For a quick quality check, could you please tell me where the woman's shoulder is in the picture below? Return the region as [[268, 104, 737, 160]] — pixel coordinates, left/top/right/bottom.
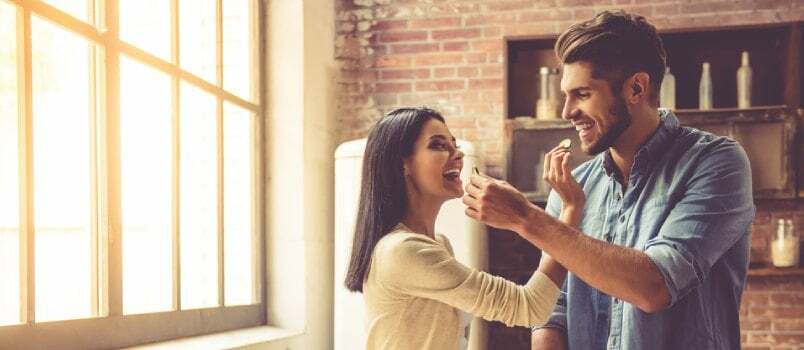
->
[[375, 227, 444, 262]]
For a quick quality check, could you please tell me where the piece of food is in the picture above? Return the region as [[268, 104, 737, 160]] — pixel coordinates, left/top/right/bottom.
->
[[558, 138, 572, 150]]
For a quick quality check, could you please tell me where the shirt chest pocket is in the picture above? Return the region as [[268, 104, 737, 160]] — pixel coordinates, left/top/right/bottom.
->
[[631, 199, 671, 249]]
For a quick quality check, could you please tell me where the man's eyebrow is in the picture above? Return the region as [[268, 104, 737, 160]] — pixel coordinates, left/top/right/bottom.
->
[[566, 86, 592, 94]]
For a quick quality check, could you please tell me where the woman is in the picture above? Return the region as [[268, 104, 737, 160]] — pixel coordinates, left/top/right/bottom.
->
[[344, 107, 584, 349]]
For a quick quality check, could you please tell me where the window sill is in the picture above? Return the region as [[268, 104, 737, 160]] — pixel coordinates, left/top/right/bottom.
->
[[123, 326, 304, 350]]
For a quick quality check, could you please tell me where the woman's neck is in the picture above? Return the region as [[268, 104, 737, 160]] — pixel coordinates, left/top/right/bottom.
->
[[401, 195, 443, 239]]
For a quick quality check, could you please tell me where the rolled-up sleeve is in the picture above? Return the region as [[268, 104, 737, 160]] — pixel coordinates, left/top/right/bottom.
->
[[644, 141, 754, 306]]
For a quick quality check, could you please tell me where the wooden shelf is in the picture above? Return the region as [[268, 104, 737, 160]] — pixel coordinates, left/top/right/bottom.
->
[[747, 267, 804, 277]]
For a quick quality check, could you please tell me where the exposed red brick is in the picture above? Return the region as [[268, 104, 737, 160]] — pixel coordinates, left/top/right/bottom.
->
[[469, 78, 503, 90], [519, 9, 573, 23], [378, 30, 428, 43], [458, 67, 479, 78], [503, 23, 557, 36], [483, 26, 502, 38], [559, 0, 600, 6], [373, 19, 408, 31], [432, 28, 482, 40], [481, 66, 503, 77], [391, 43, 440, 54], [413, 53, 463, 66], [415, 80, 465, 92], [443, 41, 470, 52], [484, 0, 533, 12], [653, 4, 680, 17], [465, 13, 517, 26], [380, 69, 430, 80], [375, 82, 412, 93], [472, 40, 503, 52], [409, 17, 461, 28], [741, 318, 772, 331], [750, 306, 804, 319], [681, 2, 735, 14], [433, 67, 456, 78], [769, 293, 804, 306], [773, 318, 804, 331], [465, 53, 487, 64], [375, 55, 412, 68]]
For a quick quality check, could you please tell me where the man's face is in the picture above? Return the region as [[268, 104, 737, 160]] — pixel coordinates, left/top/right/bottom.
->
[[560, 62, 632, 155]]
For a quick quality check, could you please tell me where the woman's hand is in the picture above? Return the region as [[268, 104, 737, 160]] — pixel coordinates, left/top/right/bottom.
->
[[543, 145, 585, 225]]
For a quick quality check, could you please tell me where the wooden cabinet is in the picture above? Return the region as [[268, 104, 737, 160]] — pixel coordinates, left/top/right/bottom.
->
[[505, 23, 803, 201]]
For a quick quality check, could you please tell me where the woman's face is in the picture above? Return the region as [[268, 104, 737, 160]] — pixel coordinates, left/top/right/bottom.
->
[[404, 119, 464, 201]]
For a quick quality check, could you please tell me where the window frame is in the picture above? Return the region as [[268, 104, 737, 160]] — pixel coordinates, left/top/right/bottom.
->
[[1, 0, 265, 347]]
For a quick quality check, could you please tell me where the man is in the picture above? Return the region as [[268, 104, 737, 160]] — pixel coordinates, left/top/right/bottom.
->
[[463, 10, 754, 350]]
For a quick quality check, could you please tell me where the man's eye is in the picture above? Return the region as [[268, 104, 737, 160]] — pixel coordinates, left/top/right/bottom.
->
[[577, 93, 590, 99]]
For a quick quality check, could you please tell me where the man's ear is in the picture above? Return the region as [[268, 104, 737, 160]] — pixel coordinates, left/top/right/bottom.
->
[[627, 72, 650, 103]]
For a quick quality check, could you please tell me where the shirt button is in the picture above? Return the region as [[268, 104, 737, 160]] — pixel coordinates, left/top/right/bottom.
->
[[619, 216, 626, 223]]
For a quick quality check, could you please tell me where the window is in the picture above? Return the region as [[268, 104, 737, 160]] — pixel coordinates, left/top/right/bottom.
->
[[0, 0, 262, 347]]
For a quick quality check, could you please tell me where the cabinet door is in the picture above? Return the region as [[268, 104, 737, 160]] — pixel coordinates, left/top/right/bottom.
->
[[509, 128, 594, 203], [691, 120, 796, 199]]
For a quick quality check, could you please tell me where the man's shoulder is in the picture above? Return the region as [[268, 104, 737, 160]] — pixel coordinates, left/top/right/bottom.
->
[[670, 126, 748, 166]]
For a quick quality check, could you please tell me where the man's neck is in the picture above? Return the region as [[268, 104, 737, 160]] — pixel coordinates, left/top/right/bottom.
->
[[609, 108, 662, 187]]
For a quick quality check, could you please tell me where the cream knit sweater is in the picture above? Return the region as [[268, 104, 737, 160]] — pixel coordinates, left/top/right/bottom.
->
[[362, 225, 560, 350]]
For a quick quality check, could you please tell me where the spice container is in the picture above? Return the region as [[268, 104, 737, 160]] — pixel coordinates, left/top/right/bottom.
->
[[771, 219, 799, 268]]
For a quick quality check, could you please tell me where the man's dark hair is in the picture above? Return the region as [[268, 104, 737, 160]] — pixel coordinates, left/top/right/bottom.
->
[[555, 10, 667, 106]]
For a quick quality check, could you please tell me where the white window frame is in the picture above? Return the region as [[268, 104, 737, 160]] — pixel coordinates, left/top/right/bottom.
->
[[1, 0, 265, 348]]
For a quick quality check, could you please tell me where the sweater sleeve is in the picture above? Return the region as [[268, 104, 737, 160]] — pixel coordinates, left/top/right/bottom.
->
[[375, 233, 560, 328]]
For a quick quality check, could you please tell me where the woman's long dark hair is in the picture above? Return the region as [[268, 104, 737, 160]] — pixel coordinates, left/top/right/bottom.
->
[[344, 107, 445, 292]]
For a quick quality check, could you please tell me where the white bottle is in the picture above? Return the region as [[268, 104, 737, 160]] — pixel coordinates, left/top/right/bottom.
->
[[660, 67, 676, 110], [699, 62, 713, 110], [737, 51, 752, 109]]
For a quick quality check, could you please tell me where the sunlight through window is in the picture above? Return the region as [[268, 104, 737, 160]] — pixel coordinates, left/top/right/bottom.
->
[[0, 0, 20, 326], [32, 15, 93, 322]]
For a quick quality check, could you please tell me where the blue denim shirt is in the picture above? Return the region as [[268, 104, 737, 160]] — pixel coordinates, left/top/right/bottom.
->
[[538, 109, 755, 350]]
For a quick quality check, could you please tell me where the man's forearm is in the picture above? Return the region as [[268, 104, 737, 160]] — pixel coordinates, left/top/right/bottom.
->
[[520, 204, 670, 313]]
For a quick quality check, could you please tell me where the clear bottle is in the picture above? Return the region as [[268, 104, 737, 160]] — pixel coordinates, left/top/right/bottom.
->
[[771, 219, 799, 268], [737, 51, 752, 109], [699, 62, 713, 110], [660, 67, 676, 110], [548, 68, 563, 119], [535, 67, 556, 120]]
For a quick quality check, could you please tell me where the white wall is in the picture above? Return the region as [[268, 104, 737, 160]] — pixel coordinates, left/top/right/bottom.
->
[[263, 0, 336, 349]]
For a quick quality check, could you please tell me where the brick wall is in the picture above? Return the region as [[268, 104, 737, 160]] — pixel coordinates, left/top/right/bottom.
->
[[333, 1, 804, 349]]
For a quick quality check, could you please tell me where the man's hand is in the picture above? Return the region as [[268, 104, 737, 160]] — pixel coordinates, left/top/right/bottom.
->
[[462, 173, 542, 232], [531, 328, 567, 350]]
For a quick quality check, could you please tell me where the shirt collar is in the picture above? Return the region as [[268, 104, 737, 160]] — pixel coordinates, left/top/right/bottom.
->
[[602, 108, 680, 178]]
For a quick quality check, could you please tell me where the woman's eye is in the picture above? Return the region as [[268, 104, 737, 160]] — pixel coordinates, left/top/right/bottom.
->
[[430, 142, 448, 150]]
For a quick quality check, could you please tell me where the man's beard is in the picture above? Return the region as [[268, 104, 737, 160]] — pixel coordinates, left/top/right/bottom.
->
[[584, 96, 632, 155]]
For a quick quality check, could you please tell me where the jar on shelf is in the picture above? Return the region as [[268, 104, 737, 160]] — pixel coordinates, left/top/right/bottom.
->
[[770, 219, 799, 268]]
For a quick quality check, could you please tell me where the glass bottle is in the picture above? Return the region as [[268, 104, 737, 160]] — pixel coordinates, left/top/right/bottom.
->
[[660, 67, 676, 110], [535, 67, 555, 120], [699, 62, 712, 110], [737, 51, 752, 109], [548, 68, 561, 118], [771, 219, 799, 268]]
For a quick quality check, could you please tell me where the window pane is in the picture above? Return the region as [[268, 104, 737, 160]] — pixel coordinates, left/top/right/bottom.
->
[[120, 56, 172, 314], [120, 0, 170, 61], [0, 1, 19, 326], [32, 16, 93, 322], [180, 0, 215, 83], [223, 0, 252, 100], [180, 83, 218, 309], [42, 0, 90, 23], [223, 103, 253, 305]]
